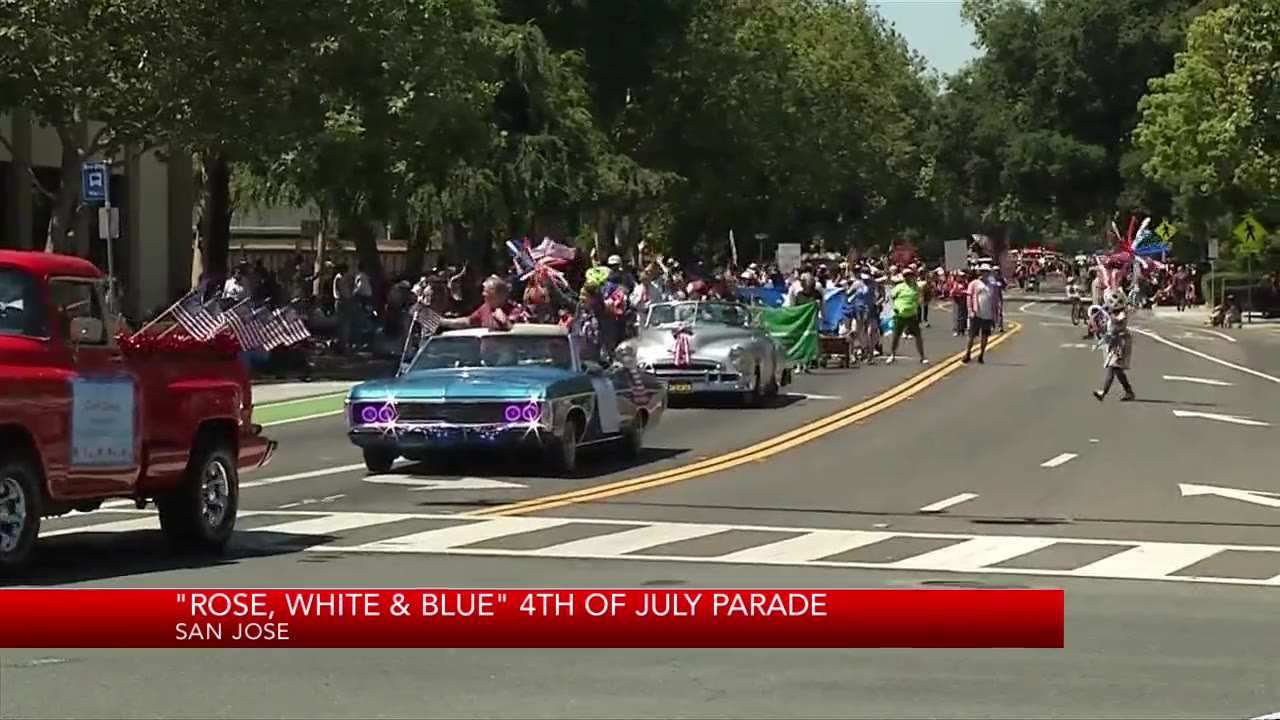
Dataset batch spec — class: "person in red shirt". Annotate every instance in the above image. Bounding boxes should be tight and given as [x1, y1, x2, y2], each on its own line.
[439, 275, 526, 331]
[946, 270, 969, 336]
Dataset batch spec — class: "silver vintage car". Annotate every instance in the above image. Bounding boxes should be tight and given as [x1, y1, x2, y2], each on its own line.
[618, 300, 792, 406]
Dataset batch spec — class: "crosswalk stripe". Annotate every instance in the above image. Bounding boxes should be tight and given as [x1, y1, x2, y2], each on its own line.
[531, 523, 729, 557]
[717, 530, 893, 564]
[38, 510, 1280, 587]
[889, 536, 1057, 572]
[248, 513, 418, 537]
[1068, 542, 1223, 579]
[42, 516, 163, 537]
[345, 516, 571, 553]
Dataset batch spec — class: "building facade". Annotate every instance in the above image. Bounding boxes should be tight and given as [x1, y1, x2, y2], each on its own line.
[1, 110, 195, 317]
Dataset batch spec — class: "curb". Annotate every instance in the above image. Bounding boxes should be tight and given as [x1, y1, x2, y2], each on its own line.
[1007, 296, 1070, 305]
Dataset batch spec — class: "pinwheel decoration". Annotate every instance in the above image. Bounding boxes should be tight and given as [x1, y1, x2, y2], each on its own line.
[1101, 215, 1166, 290]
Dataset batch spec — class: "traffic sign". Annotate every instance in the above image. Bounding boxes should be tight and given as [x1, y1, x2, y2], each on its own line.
[81, 162, 108, 204]
[1208, 238, 1219, 261]
[1233, 214, 1268, 256]
[97, 207, 119, 240]
[1154, 220, 1177, 242]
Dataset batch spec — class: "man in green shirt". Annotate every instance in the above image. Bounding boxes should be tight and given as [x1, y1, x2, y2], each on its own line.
[887, 267, 927, 364]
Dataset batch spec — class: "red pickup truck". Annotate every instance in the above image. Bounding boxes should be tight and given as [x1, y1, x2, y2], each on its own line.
[0, 250, 276, 572]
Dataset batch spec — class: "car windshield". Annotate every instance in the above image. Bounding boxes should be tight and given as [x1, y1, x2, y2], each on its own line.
[645, 302, 750, 328]
[0, 267, 46, 338]
[410, 334, 574, 371]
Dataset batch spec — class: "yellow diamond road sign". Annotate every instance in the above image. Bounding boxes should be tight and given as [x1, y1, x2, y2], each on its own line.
[1234, 214, 1268, 256]
[1154, 221, 1177, 242]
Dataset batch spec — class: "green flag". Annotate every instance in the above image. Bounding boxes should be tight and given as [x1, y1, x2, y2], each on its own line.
[760, 303, 819, 364]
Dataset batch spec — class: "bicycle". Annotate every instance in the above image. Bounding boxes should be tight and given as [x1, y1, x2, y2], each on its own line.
[1069, 297, 1086, 326]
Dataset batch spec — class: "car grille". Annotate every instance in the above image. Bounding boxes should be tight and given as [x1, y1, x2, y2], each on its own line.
[649, 360, 719, 372]
[352, 401, 510, 425]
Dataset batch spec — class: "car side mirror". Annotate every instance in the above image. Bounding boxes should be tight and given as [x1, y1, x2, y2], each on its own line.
[69, 316, 104, 348]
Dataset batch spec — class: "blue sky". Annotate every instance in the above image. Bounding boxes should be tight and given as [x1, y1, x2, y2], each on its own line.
[871, 0, 980, 76]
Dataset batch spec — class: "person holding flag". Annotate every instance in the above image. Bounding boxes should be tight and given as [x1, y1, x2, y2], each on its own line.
[437, 275, 525, 331]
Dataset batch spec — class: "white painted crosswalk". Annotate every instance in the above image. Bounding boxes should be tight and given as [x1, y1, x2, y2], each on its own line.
[38, 509, 1280, 587]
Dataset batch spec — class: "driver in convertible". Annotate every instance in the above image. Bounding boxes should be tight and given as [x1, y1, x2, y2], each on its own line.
[439, 275, 526, 331]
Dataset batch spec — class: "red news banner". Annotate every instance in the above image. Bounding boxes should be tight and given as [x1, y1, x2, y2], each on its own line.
[0, 589, 1063, 648]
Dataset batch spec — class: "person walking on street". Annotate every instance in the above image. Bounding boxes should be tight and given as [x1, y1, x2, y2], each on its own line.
[332, 262, 356, 353]
[947, 270, 969, 336]
[887, 267, 927, 364]
[1093, 292, 1136, 402]
[791, 273, 824, 371]
[987, 268, 1006, 332]
[963, 266, 995, 364]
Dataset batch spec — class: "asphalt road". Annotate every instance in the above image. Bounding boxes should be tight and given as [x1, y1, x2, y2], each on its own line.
[5, 308, 1279, 719]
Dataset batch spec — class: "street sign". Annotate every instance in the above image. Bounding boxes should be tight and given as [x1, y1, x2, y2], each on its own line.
[943, 239, 967, 271]
[1154, 220, 1177, 242]
[81, 162, 108, 204]
[97, 208, 119, 240]
[1207, 238, 1219, 260]
[1233, 214, 1268, 256]
[776, 243, 801, 273]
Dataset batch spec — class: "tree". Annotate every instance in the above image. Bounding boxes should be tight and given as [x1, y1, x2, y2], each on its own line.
[0, 0, 195, 252]
[163, 0, 340, 279]
[1135, 2, 1280, 227]
[236, 0, 504, 281]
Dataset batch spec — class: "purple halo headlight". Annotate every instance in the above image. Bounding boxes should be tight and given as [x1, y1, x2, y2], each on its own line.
[359, 406, 379, 424]
[503, 404, 523, 423]
[376, 404, 396, 423]
[521, 403, 540, 423]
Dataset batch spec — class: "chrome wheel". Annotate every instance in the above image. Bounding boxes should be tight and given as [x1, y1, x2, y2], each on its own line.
[561, 428, 578, 468]
[200, 457, 231, 530]
[0, 474, 26, 554]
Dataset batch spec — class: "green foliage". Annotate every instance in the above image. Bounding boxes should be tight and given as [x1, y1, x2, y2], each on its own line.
[1136, 3, 1280, 211]
[6, 0, 1269, 271]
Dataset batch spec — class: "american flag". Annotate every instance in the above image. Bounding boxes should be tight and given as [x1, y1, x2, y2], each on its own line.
[262, 305, 311, 350]
[630, 366, 648, 405]
[224, 303, 269, 350]
[172, 291, 225, 340]
[672, 331, 692, 367]
[413, 302, 441, 336]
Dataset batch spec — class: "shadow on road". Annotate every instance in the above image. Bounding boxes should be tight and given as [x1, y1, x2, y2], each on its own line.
[4, 531, 343, 587]
[392, 446, 689, 482]
[1130, 398, 1217, 406]
[668, 393, 805, 410]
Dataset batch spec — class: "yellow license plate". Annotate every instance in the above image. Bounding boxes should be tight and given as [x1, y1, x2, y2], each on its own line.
[668, 383, 693, 394]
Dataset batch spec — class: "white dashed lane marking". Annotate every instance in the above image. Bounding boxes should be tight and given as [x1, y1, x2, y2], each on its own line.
[1040, 453, 1078, 468]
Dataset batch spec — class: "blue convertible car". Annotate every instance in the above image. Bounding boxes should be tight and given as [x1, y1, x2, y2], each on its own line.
[346, 324, 667, 475]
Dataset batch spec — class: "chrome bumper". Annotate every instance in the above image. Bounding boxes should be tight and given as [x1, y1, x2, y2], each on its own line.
[257, 439, 278, 469]
[348, 421, 558, 447]
[240, 424, 277, 471]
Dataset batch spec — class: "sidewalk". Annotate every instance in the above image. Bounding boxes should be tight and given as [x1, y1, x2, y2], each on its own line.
[1149, 306, 1280, 329]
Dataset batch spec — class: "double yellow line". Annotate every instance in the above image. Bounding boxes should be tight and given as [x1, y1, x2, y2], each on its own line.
[468, 323, 1022, 517]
